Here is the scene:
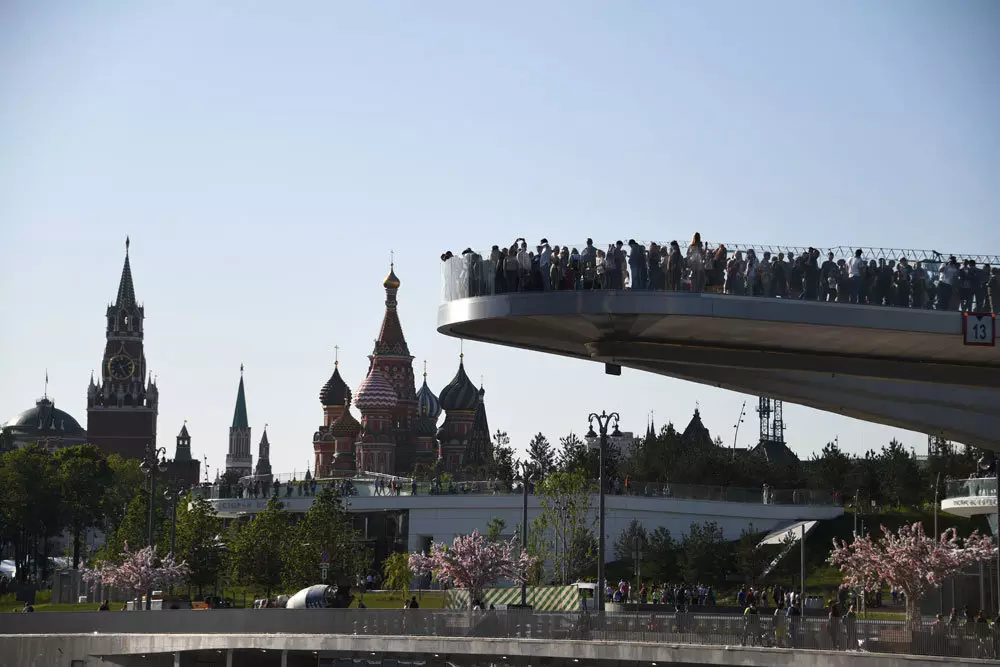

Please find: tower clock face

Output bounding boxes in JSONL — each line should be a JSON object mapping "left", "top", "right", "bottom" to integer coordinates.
{"left": 108, "top": 355, "right": 135, "bottom": 380}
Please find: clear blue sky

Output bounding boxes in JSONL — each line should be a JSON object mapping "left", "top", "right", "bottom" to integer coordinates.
{"left": 2, "top": 2, "right": 998, "bottom": 477}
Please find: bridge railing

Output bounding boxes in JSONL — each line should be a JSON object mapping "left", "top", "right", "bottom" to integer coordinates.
{"left": 192, "top": 476, "right": 833, "bottom": 506}
{"left": 945, "top": 476, "right": 997, "bottom": 500}
{"left": 440, "top": 242, "right": 999, "bottom": 311}
{"left": 0, "top": 608, "right": 987, "bottom": 659}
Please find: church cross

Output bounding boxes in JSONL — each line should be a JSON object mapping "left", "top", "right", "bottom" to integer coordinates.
{"left": 334, "top": 345, "right": 339, "bottom": 365}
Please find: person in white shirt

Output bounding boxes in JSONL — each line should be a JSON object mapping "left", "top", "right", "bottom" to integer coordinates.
{"left": 538, "top": 239, "right": 552, "bottom": 291}
{"left": 847, "top": 249, "right": 865, "bottom": 304}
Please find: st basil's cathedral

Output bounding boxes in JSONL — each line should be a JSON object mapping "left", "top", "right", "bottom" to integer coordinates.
{"left": 311, "top": 265, "right": 492, "bottom": 477}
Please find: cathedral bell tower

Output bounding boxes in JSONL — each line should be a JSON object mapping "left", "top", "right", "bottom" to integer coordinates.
{"left": 86, "top": 237, "right": 158, "bottom": 458}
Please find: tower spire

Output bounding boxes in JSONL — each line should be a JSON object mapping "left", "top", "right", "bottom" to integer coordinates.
{"left": 232, "top": 368, "right": 249, "bottom": 429}
{"left": 423, "top": 360, "right": 427, "bottom": 378}
{"left": 115, "top": 239, "right": 137, "bottom": 308}
{"left": 44, "top": 369, "right": 48, "bottom": 399}
{"left": 374, "top": 263, "right": 409, "bottom": 356}
{"left": 334, "top": 345, "right": 339, "bottom": 366}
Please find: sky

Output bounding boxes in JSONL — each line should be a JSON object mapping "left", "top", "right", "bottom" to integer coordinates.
{"left": 1, "top": 1, "right": 998, "bottom": 478}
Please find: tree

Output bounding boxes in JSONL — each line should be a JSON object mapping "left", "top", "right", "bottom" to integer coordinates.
{"left": 491, "top": 430, "right": 517, "bottom": 486}
{"left": 679, "top": 521, "right": 729, "bottom": 585}
{"left": 228, "top": 496, "right": 288, "bottom": 598}
{"left": 174, "top": 494, "right": 224, "bottom": 596}
{"left": 382, "top": 552, "right": 413, "bottom": 599}
{"left": 485, "top": 517, "right": 507, "bottom": 542}
{"left": 54, "top": 444, "right": 113, "bottom": 568}
{"left": 84, "top": 543, "right": 189, "bottom": 606}
{"left": 409, "top": 530, "right": 534, "bottom": 607}
{"left": 101, "top": 454, "right": 146, "bottom": 538}
{"left": 645, "top": 527, "right": 678, "bottom": 582}
{"left": 734, "top": 523, "right": 767, "bottom": 585}
{"left": 557, "top": 432, "right": 589, "bottom": 474}
{"left": 878, "top": 440, "right": 924, "bottom": 509}
{"left": 810, "top": 441, "right": 852, "bottom": 495}
{"left": 282, "top": 486, "right": 363, "bottom": 591}
{"left": 829, "top": 522, "right": 995, "bottom": 623}
{"left": 533, "top": 469, "right": 595, "bottom": 584}
{"left": 527, "top": 433, "right": 555, "bottom": 479}
{"left": 0, "top": 445, "right": 62, "bottom": 582}
{"left": 613, "top": 519, "right": 649, "bottom": 563}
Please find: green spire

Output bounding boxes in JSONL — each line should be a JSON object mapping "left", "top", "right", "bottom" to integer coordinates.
{"left": 232, "top": 365, "right": 249, "bottom": 429}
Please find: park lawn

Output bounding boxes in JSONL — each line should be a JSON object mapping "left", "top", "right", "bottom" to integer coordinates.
{"left": 353, "top": 591, "right": 446, "bottom": 609}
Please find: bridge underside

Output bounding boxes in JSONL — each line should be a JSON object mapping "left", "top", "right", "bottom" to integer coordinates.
{"left": 438, "top": 292, "right": 1000, "bottom": 450}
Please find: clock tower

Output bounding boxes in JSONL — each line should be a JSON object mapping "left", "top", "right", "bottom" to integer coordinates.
{"left": 86, "top": 238, "right": 158, "bottom": 458}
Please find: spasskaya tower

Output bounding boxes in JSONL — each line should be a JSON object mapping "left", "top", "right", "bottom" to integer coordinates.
{"left": 86, "top": 238, "right": 158, "bottom": 458}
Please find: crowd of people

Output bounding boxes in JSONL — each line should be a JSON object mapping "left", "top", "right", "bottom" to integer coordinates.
{"left": 442, "top": 237, "right": 1000, "bottom": 313}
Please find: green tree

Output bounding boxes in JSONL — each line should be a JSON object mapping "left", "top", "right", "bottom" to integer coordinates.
{"left": 533, "top": 468, "right": 595, "bottom": 584}
{"left": 54, "top": 444, "right": 112, "bottom": 568}
{"left": 734, "top": 523, "right": 767, "bottom": 585}
{"left": 382, "top": 552, "right": 413, "bottom": 599}
{"left": 174, "top": 494, "right": 224, "bottom": 596}
{"left": 527, "top": 433, "right": 555, "bottom": 479}
{"left": 613, "top": 519, "right": 649, "bottom": 563}
{"left": 645, "top": 527, "right": 678, "bottom": 583}
{"left": 101, "top": 454, "right": 145, "bottom": 538}
{"left": 879, "top": 439, "right": 924, "bottom": 508}
{"left": 485, "top": 517, "right": 507, "bottom": 542}
{"left": 557, "top": 432, "right": 589, "bottom": 474}
{"left": 679, "top": 521, "right": 729, "bottom": 585}
{"left": 491, "top": 431, "right": 517, "bottom": 486}
{"left": 810, "top": 441, "right": 852, "bottom": 494}
{"left": 0, "top": 445, "right": 62, "bottom": 582}
{"left": 282, "top": 486, "right": 363, "bottom": 591}
{"left": 229, "top": 496, "right": 288, "bottom": 597}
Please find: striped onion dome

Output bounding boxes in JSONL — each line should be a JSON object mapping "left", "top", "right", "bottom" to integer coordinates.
{"left": 331, "top": 408, "right": 361, "bottom": 438}
{"left": 355, "top": 368, "right": 398, "bottom": 411}
{"left": 438, "top": 357, "right": 479, "bottom": 412}
{"left": 416, "top": 376, "right": 441, "bottom": 420}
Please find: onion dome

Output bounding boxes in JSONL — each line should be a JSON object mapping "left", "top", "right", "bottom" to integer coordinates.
{"left": 354, "top": 368, "right": 398, "bottom": 411}
{"left": 416, "top": 376, "right": 441, "bottom": 421}
{"left": 383, "top": 265, "right": 401, "bottom": 289}
{"left": 331, "top": 408, "right": 362, "bottom": 438}
{"left": 438, "top": 357, "right": 479, "bottom": 411}
{"left": 319, "top": 363, "right": 351, "bottom": 407}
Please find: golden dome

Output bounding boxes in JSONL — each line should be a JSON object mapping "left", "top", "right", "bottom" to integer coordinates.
{"left": 383, "top": 266, "right": 400, "bottom": 289}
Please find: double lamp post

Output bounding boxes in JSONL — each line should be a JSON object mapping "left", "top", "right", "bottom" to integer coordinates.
{"left": 587, "top": 410, "right": 621, "bottom": 612}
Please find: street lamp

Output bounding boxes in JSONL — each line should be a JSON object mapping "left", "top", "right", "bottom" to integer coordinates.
{"left": 163, "top": 483, "right": 186, "bottom": 594}
{"left": 978, "top": 453, "right": 1000, "bottom": 614}
{"left": 587, "top": 410, "right": 621, "bottom": 613}
{"left": 140, "top": 443, "right": 168, "bottom": 610}
{"left": 520, "top": 461, "right": 534, "bottom": 607}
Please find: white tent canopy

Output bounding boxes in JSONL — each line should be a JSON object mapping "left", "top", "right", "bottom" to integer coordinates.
{"left": 758, "top": 520, "right": 818, "bottom": 547}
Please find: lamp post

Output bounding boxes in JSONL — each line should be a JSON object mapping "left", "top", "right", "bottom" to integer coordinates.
{"left": 139, "top": 443, "right": 168, "bottom": 610}
{"left": 587, "top": 410, "right": 621, "bottom": 613}
{"left": 520, "top": 461, "right": 532, "bottom": 607}
{"left": 163, "top": 483, "right": 185, "bottom": 595}
{"left": 978, "top": 453, "right": 1000, "bottom": 614}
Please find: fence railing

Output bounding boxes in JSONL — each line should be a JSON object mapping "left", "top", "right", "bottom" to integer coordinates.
{"left": 1, "top": 609, "right": 994, "bottom": 659}
{"left": 441, "top": 243, "right": 999, "bottom": 311}
{"left": 946, "top": 476, "right": 998, "bottom": 500}
{"left": 191, "top": 476, "right": 834, "bottom": 506}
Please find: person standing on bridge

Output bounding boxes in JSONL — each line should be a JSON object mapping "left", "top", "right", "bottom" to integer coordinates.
{"left": 848, "top": 249, "right": 865, "bottom": 304}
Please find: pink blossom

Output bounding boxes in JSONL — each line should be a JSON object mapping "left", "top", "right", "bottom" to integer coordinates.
{"left": 829, "top": 522, "right": 994, "bottom": 623}
{"left": 409, "top": 530, "right": 536, "bottom": 607}
{"left": 84, "top": 544, "right": 190, "bottom": 602}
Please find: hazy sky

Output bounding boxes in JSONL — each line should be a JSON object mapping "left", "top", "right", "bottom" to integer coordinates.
{"left": 2, "top": 2, "right": 998, "bottom": 478}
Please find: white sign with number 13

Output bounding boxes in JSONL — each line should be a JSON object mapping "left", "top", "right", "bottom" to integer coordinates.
{"left": 964, "top": 313, "right": 995, "bottom": 346}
